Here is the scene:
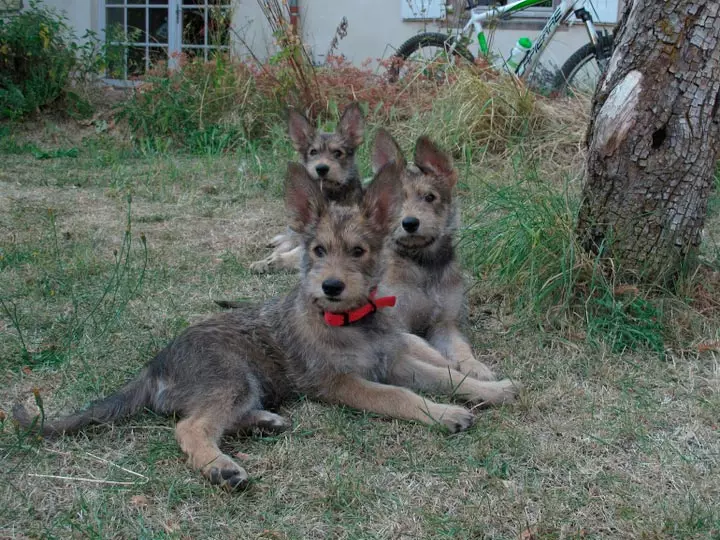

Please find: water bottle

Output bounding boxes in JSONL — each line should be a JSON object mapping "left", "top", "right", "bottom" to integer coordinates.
{"left": 505, "top": 37, "right": 532, "bottom": 72}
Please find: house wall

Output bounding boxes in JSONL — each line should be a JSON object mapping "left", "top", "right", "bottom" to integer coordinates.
{"left": 35, "top": 0, "right": 618, "bottom": 71}
{"left": 299, "top": 0, "right": 618, "bottom": 69}
{"left": 40, "top": 0, "right": 99, "bottom": 41}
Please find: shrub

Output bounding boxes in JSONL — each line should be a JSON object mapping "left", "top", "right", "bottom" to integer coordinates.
{"left": 0, "top": 2, "right": 78, "bottom": 118}
{"left": 116, "top": 55, "right": 283, "bottom": 154}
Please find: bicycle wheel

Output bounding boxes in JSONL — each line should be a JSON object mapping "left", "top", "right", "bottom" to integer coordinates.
{"left": 388, "top": 32, "right": 475, "bottom": 83}
{"left": 553, "top": 34, "right": 614, "bottom": 97}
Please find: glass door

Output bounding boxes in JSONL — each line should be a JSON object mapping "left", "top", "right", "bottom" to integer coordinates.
{"left": 177, "top": 0, "right": 232, "bottom": 62}
{"left": 101, "top": 0, "right": 231, "bottom": 78}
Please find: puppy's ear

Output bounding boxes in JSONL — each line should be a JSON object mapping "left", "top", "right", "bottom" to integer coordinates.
{"left": 285, "top": 162, "right": 326, "bottom": 233}
{"left": 372, "top": 128, "right": 406, "bottom": 173}
{"left": 288, "top": 109, "right": 315, "bottom": 154}
{"left": 337, "top": 102, "right": 364, "bottom": 148}
{"left": 414, "top": 136, "right": 457, "bottom": 188}
{"left": 361, "top": 161, "right": 403, "bottom": 235}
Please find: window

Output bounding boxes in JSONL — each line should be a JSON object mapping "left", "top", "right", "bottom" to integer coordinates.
{"left": 100, "top": 0, "right": 231, "bottom": 79}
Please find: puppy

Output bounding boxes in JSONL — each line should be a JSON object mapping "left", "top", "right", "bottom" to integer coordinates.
{"left": 15, "top": 161, "right": 518, "bottom": 491}
{"left": 373, "top": 129, "right": 497, "bottom": 381}
{"left": 250, "top": 103, "right": 364, "bottom": 273}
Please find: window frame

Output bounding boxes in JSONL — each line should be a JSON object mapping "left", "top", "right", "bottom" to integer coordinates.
{"left": 98, "top": 0, "right": 231, "bottom": 80}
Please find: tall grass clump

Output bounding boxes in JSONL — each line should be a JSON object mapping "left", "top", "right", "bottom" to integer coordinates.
{"left": 463, "top": 169, "right": 581, "bottom": 316}
{"left": 116, "top": 57, "right": 277, "bottom": 154}
{"left": 397, "top": 69, "right": 589, "bottom": 170}
{"left": 462, "top": 165, "right": 668, "bottom": 354}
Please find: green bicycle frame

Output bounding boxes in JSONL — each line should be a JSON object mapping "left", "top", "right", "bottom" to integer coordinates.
{"left": 464, "top": 0, "right": 600, "bottom": 80}
{"left": 474, "top": 0, "right": 553, "bottom": 56}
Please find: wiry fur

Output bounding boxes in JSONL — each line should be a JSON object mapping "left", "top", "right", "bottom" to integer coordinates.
{"left": 13, "top": 162, "right": 518, "bottom": 492}
{"left": 250, "top": 102, "right": 365, "bottom": 274}
{"left": 373, "top": 129, "right": 497, "bottom": 381}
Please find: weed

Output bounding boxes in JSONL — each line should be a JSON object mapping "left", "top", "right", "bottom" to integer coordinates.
{"left": 585, "top": 287, "right": 665, "bottom": 355}
{"left": 462, "top": 169, "right": 579, "bottom": 315}
{"left": 116, "top": 56, "right": 278, "bottom": 154}
{"left": 0, "top": 197, "right": 148, "bottom": 370}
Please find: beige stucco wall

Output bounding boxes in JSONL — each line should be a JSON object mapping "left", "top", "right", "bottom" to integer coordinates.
{"left": 38, "top": 0, "right": 99, "bottom": 41}
{"left": 299, "top": 0, "right": 615, "bottom": 70}
{"left": 35, "top": 0, "right": 616, "bottom": 70}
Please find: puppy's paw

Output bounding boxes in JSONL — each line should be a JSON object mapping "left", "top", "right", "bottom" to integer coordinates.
{"left": 458, "top": 359, "right": 497, "bottom": 381}
{"left": 269, "top": 233, "right": 293, "bottom": 248}
{"left": 478, "top": 379, "right": 521, "bottom": 406}
{"left": 254, "top": 411, "right": 291, "bottom": 433}
{"left": 203, "top": 454, "right": 249, "bottom": 492}
{"left": 430, "top": 404, "right": 475, "bottom": 433}
{"left": 249, "top": 257, "right": 274, "bottom": 274}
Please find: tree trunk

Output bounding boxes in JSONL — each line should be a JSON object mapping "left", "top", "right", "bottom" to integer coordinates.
{"left": 577, "top": 0, "right": 720, "bottom": 283}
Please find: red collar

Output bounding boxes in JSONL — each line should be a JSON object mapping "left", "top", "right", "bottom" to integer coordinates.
{"left": 323, "top": 288, "right": 397, "bottom": 327}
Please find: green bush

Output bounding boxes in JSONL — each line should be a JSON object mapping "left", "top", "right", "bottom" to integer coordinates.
{"left": 116, "top": 56, "right": 282, "bottom": 154}
{"left": 0, "top": 2, "right": 79, "bottom": 118}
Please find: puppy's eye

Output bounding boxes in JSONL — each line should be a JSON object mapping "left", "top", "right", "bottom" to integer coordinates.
{"left": 351, "top": 246, "right": 366, "bottom": 258}
{"left": 424, "top": 193, "right": 436, "bottom": 203}
{"left": 309, "top": 148, "right": 318, "bottom": 156}
{"left": 333, "top": 150, "right": 343, "bottom": 159}
{"left": 313, "top": 245, "right": 327, "bottom": 257}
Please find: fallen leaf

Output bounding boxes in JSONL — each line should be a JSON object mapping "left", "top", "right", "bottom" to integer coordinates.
{"left": 698, "top": 341, "right": 720, "bottom": 352}
{"left": 235, "top": 452, "right": 251, "bottom": 460}
{"left": 614, "top": 285, "right": 639, "bottom": 296}
{"left": 130, "top": 495, "right": 150, "bottom": 508}
{"left": 162, "top": 520, "right": 180, "bottom": 533}
{"left": 520, "top": 527, "right": 538, "bottom": 540}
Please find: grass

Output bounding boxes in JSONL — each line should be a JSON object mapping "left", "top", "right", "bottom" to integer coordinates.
{"left": 2, "top": 90, "right": 720, "bottom": 539}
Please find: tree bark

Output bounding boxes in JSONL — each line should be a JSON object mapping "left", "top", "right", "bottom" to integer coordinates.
{"left": 577, "top": 0, "right": 720, "bottom": 283}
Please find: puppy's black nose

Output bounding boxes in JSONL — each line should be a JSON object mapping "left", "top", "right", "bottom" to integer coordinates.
{"left": 315, "top": 164, "right": 330, "bottom": 177}
{"left": 322, "top": 278, "right": 345, "bottom": 297}
{"left": 402, "top": 217, "right": 420, "bottom": 233}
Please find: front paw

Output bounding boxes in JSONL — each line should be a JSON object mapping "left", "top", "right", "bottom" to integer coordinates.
{"left": 478, "top": 379, "right": 521, "bottom": 406}
{"left": 203, "top": 454, "right": 250, "bottom": 492}
{"left": 429, "top": 404, "right": 475, "bottom": 433}
{"left": 267, "top": 233, "right": 288, "bottom": 248}
{"left": 249, "top": 257, "right": 274, "bottom": 274}
{"left": 458, "top": 359, "right": 497, "bottom": 381}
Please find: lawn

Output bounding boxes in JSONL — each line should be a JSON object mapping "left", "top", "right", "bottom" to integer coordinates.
{"left": 1, "top": 105, "right": 719, "bottom": 539}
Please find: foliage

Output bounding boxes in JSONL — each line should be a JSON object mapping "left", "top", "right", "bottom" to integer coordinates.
{"left": 463, "top": 162, "right": 668, "bottom": 355}
{"left": 116, "top": 56, "right": 281, "bottom": 154}
{"left": 0, "top": 2, "right": 78, "bottom": 118}
{"left": 0, "top": 2, "right": 119, "bottom": 119}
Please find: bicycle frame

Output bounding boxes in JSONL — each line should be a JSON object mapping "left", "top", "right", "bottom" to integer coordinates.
{"left": 460, "top": 0, "right": 601, "bottom": 78}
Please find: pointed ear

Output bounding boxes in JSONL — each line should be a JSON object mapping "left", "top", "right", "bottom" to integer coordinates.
{"left": 414, "top": 136, "right": 457, "bottom": 188}
{"left": 361, "top": 161, "right": 403, "bottom": 235}
{"left": 337, "top": 102, "right": 365, "bottom": 148}
{"left": 288, "top": 109, "right": 315, "bottom": 154}
{"left": 285, "top": 162, "right": 326, "bottom": 233}
{"left": 372, "top": 128, "right": 406, "bottom": 173}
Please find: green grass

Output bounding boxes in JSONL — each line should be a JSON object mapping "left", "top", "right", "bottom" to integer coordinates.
{"left": 1, "top": 115, "right": 720, "bottom": 539}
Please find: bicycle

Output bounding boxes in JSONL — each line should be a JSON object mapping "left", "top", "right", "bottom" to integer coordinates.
{"left": 388, "top": 0, "right": 615, "bottom": 95}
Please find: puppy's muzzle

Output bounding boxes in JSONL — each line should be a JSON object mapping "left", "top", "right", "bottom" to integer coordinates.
{"left": 401, "top": 216, "right": 420, "bottom": 233}
{"left": 322, "top": 278, "right": 345, "bottom": 299}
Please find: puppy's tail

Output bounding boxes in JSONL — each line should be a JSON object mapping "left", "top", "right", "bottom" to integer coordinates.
{"left": 12, "top": 371, "right": 153, "bottom": 438}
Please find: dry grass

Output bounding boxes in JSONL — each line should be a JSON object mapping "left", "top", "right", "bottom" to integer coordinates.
{"left": 1, "top": 113, "right": 719, "bottom": 539}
